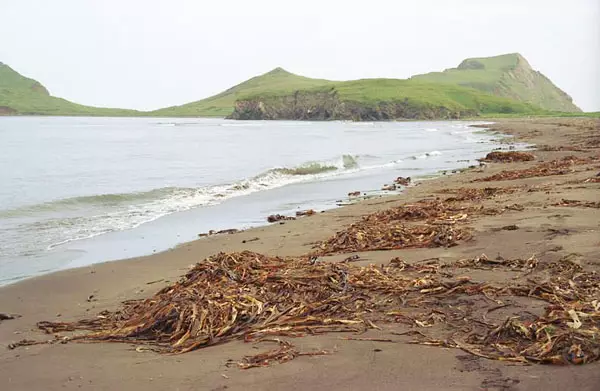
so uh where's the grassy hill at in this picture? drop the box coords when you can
[153,66,542,119]
[226,75,543,121]
[150,68,333,117]
[0,62,139,116]
[411,53,581,112]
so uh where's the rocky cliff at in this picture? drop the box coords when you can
[227,90,477,121]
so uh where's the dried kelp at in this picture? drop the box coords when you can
[24,251,600,367]
[237,339,329,369]
[552,199,600,209]
[440,187,519,202]
[315,223,470,255]
[475,156,599,182]
[313,197,516,255]
[480,151,535,163]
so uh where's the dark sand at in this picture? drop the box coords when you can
[1,118,599,390]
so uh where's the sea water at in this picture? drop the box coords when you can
[0,117,502,285]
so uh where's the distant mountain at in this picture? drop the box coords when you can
[0,62,139,116]
[411,53,581,112]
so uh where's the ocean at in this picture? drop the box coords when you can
[0,117,506,285]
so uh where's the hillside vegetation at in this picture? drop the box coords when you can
[150,68,332,117]
[0,53,588,118]
[0,62,139,116]
[411,53,580,112]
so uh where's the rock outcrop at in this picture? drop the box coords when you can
[227,90,476,121]
[0,106,17,115]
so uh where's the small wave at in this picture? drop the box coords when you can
[2,154,366,252]
[425,128,439,132]
[410,151,442,160]
[266,154,359,176]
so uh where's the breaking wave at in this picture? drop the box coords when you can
[0,154,369,252]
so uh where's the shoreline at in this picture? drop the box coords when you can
[1,117,599,390]
[0,119,502,287]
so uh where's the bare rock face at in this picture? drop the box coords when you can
[0,106,17,115]
[228,90,476,121]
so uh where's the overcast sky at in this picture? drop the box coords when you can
[1,0,599,111]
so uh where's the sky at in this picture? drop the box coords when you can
[1,0,599,111]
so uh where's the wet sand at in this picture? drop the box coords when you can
[1,117,599,390]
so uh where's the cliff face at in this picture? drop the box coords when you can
[0,106,17,115]
[227,90,476,121]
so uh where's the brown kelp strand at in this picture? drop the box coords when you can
[26,251,600,366]
[438,187,519,202]
[552,199,600,209]
[474,156,599,182]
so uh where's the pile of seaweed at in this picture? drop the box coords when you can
[480,151,535,163]
[475,156,598,182]
[26,251,600,367]
[313,196,519,255]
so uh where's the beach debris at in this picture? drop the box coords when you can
[394,177,411,186]
[242,237,260,244]
[381,184,397,191]
[0,313,20,322]
[237,339,329,369]
[296,209,316,217]
[440,187,519,202]
[475,156,599,182]
[583,176,600,183]
[552,199,600,209]
[537,145,586,152]
[315,223,470,255]
[311,196,520,255]
[198,229,240,237]
[27,251,600,367]
[267,214,296,223]
[343,255,361,263]
[479,151,535,163]
[348,191,361,197]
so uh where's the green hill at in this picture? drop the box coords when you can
[150,67,332,117]
[153,65,542,120]
[411,53,581,112]
[226,75,542,121]
[0,62,139,116]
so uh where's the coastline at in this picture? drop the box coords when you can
[1,117,599,390]
[0,118,501,287]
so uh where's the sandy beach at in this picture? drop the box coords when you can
[1,117,599,391]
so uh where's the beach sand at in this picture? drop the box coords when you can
[1,118,599,390]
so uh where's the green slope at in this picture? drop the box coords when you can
[228,76,542,120]
[411,53,581,112]
[0,62,139,116]
[321,78,539,114]
[150,68,332,117]
[153,66,542,118]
